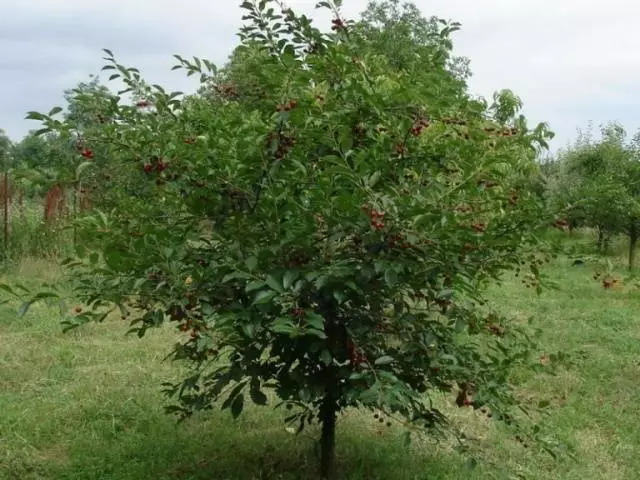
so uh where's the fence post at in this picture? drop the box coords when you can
[3,171,8,253]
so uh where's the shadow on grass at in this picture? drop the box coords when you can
[45,409,466,480]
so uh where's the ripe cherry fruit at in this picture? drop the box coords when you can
[331,18,345,31]
[155,159,168,172]
[80,148,94,159]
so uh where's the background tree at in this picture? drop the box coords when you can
[549,122,640,268]
[0,129,12,169]
[11,1,557,478]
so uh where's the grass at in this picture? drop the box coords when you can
[2,249,640,479]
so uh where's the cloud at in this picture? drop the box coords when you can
[2,0,639,152]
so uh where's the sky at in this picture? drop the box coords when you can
[1,0,640,153]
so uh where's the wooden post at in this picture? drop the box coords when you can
[73,182,78,249]
[19,188,24,219]
[3,171,8,252]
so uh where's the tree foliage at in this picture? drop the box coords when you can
[8,1,558,476]
[549,122,640,268]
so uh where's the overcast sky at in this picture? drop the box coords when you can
[1,0,639,153]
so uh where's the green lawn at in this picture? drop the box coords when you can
[2,255,640,479]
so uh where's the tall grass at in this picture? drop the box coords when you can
[0,199,75,265]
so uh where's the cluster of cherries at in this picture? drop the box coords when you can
[215,83,238,99]
[142,156,168,174]
[347,340,368,367]
[75,140,94,159]
[265,131,297,160]
[593,271,619,289]
[477,178,499,188]
[290,307,305,319]
[486,322,505,337]
[471,222,487,233]
[552,218,569,230]
[284,249,310,268]
[454,204,474,214]
[362,205,385,230]
[387,233,411,250]
[330,18,345,31]
[276,99,297,112]
[441,117,467,126]
[410,118,430,136]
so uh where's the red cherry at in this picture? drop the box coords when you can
[80,148,94,159]
[143,163,153,173]
[471,222,486,232]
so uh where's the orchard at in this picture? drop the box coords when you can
[3,0,561,478]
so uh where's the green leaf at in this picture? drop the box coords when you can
[245,280,266,293]
[76,161,95,180]
[222,271,251,283]
[241,322,256,338]
[33,127,51,136]
[304,312,325,332]
[436,289,454,300]
[374,356,394,365]
[384,269,398,287]
[25,111,46,121]
[332,290,346,304]
[48,106,63,116]
[272,317,297,335]
[298,388,311,403]
[245,256,258,272]
[253,290,278,305]
[283,270,299,290]
[319,349,332,366]
[265,274,283,292]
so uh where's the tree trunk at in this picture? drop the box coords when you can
[603,234,611,254]
[318,307,340,480]
[596,227,604,252]
[320,385,337,479]
[629,225,638,271]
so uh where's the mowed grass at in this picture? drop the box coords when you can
[2,254,640,479]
